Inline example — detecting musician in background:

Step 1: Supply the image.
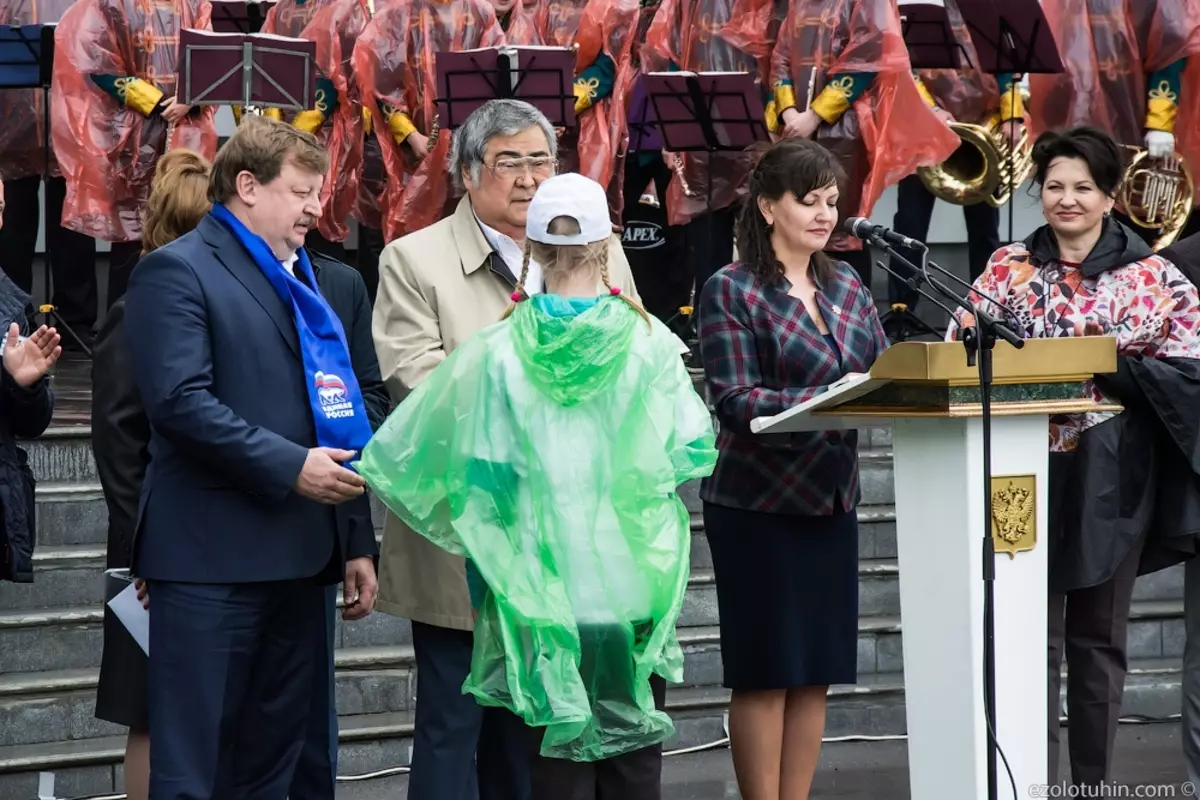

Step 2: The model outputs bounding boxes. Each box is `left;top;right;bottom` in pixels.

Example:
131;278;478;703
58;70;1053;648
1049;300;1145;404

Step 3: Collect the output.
757;0;958;291
261;0;358;265
295;0;392;300
642;0;772;297
50;0;217;304
353;0;505;241
1030;0;1200;249
0;0;98;350
494;0;540;40
886;0;1025;334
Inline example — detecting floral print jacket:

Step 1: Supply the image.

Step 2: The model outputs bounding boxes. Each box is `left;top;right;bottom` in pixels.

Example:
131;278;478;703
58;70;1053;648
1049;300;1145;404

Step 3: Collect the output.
948;222;1200;452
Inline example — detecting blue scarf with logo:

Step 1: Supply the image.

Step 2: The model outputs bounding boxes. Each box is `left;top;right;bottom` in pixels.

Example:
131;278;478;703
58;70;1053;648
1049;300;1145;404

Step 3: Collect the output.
211;204;373;454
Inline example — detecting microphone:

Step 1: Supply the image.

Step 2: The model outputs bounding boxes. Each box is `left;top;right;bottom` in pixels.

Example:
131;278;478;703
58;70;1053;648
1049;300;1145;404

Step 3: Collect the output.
844;217;924;250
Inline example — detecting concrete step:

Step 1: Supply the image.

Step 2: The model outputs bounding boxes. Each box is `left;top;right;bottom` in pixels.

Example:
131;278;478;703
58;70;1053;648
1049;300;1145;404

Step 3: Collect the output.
0;657;1183;798
10;504;901;614
34;482;107;548
24;429;97;485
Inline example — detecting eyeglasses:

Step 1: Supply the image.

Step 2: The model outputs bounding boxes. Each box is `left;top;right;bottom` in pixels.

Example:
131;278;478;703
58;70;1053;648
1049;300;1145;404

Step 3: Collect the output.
486;157;557;181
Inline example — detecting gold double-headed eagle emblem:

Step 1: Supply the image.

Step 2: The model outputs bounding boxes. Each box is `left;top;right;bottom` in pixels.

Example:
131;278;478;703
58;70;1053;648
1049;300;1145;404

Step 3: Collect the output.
990;475;1036;558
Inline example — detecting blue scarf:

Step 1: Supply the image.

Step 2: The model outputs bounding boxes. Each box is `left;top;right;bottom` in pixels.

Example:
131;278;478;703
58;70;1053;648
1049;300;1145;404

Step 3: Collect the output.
211;204;373;454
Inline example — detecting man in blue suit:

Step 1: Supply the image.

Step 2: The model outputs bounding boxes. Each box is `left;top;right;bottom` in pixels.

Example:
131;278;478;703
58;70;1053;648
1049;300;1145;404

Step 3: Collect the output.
125;117;380;799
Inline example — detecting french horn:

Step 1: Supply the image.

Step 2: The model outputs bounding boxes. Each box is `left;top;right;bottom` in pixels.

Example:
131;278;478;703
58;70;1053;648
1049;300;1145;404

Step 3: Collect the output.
1116;146;1194;250
917;119;1034;208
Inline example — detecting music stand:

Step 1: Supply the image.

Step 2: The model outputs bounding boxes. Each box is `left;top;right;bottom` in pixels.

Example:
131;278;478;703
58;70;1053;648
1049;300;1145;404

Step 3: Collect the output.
435;46;575;131
177;29;316;112
640;70;768;341
899;0;970;70
957;0;1063;243
210;0;277;34
0;23;93;356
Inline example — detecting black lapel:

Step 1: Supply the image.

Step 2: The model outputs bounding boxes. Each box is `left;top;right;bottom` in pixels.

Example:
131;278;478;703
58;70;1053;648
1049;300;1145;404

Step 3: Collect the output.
198;216;302;361
487;251;518;288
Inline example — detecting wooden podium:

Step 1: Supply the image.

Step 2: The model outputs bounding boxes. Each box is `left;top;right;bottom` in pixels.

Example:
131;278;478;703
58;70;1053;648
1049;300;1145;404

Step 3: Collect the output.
752;337;1119;799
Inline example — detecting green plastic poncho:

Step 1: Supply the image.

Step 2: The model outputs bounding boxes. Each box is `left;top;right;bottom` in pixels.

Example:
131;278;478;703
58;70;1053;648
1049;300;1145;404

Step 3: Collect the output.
357;295;716;761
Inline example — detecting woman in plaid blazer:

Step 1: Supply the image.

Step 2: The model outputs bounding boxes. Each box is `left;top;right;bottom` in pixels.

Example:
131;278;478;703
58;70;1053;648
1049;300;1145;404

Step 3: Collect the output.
697;137;889;799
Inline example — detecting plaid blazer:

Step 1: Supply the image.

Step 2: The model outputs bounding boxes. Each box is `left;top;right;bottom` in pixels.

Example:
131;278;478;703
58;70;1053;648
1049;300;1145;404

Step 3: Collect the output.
697;261;889;515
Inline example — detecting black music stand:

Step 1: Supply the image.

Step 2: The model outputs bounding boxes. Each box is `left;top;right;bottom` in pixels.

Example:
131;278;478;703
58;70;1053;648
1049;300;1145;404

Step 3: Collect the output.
899;0;970;70
0;23;93;356
177;29;316;112
640;71;768;341
210;0;277;34
435;46;575;132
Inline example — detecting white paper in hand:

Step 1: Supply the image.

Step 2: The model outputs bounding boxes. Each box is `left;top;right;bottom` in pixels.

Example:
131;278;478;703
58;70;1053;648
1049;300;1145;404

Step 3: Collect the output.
107;581;149;656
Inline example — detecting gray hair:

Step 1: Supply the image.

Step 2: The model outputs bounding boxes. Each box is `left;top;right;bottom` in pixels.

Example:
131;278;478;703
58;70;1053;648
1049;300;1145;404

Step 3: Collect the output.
449;99;557;191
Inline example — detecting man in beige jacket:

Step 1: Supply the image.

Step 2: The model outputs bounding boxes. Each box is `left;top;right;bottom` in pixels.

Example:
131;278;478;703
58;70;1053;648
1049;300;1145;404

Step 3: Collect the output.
371;98;641;800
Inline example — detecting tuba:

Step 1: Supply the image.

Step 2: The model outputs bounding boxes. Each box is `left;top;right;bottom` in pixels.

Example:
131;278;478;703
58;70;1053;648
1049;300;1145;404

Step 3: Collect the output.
1116;146;1194;250
918;119;1034;208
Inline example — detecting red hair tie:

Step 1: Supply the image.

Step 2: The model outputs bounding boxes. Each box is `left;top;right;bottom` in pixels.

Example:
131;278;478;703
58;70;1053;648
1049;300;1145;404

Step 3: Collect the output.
511;291;523;302
609;286;622;296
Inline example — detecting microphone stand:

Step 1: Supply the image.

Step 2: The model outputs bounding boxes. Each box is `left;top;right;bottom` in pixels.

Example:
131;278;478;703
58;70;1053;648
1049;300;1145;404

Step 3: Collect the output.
866;236;959;322
875;233;1024;800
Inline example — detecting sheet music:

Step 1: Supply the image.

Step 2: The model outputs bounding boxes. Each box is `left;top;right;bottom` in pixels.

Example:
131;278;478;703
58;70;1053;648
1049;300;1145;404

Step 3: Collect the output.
898;0;944;6
750;373;889;434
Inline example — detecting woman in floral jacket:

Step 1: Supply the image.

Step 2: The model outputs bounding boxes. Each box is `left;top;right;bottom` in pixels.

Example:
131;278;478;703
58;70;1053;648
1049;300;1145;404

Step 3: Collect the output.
948;126;1200;787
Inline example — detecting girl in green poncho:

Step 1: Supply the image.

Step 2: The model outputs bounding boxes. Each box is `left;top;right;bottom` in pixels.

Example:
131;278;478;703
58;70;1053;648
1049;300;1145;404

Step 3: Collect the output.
357;172;718;796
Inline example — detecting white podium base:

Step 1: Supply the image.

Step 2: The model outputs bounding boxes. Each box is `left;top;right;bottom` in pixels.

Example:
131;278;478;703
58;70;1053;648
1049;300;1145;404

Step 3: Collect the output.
892;415;1049;798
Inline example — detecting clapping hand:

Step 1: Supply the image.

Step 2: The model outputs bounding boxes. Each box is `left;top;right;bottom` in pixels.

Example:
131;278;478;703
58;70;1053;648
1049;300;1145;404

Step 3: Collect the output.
3;323;61;388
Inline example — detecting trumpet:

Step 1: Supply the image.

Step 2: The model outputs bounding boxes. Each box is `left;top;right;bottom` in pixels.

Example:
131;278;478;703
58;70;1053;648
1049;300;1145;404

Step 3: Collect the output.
918;119;1034;208
1117;146;1194;250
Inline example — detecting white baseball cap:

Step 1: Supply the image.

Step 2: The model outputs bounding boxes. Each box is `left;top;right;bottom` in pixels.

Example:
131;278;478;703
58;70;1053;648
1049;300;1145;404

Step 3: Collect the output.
525;173;611;246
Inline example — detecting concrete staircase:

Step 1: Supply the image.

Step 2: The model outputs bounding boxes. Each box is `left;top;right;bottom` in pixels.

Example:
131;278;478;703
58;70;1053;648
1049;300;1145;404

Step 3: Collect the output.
0;424;1189;798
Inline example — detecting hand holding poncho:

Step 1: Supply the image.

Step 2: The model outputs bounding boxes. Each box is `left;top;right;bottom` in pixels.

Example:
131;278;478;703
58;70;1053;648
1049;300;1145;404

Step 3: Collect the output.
357;296;716;761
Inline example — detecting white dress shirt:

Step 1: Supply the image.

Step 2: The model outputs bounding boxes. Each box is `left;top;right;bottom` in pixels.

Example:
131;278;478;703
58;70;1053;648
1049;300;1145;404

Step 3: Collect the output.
476;215;543;295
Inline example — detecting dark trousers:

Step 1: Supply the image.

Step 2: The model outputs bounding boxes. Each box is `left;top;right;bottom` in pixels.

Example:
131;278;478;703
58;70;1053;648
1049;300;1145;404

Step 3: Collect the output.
0;175;98;333
287;585;340;799
148;579;328;800
684;205;737;302
529;674;667;800
621;155;689;326
1046;533;1147;785
410;620;531;800
888;174;1001;307
107;241;141;312
357;226;384;304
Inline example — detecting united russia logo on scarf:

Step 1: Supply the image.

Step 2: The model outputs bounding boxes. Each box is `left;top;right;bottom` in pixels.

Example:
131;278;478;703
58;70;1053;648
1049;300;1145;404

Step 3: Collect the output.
315;371;356;420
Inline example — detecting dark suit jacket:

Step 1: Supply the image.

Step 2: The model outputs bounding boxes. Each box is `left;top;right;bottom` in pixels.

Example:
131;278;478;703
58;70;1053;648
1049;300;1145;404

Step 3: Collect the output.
123;216;387;583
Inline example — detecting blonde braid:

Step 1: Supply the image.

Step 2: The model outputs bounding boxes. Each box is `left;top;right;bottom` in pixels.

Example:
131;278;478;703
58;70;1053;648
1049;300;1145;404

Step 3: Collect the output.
599;259;652;328
499;245;534;321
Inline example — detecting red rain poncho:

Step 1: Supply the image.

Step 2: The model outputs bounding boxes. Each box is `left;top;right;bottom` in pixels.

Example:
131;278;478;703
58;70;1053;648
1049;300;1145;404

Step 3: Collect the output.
50;0;218;242
296;0;377;241
1029;0;1200;172
642;0;766;225
731;0;958;251
581;0;640;223
0;0;74;180
542;0;637;197
913;0;999;125
354;0;505;241
504;0;543;44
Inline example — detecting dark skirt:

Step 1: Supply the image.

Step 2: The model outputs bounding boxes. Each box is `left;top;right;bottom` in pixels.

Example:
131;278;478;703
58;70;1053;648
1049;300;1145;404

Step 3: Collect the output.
95;573;149;731
704;501;859;690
